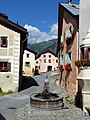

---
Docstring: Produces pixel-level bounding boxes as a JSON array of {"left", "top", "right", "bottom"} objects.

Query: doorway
[{"left": 47, "top": 66, "right": 52, "bottom": 71}]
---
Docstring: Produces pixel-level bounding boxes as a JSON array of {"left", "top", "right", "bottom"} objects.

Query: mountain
[{"left": 27, "top": 39, "right": 58, "bottom": 55}]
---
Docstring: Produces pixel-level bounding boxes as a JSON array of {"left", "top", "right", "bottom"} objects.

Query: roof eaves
[
  {"left": 26, "top": 48, "right": 37, "bottom": 55},
  {"left": 60, "top": 3, "right": 79, "bottom": 16},
  {"left": 0, "top": 17, "right": 28, "bottom": 34}
]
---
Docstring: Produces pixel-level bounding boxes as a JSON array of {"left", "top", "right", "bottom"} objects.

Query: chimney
[
  {"left": 0, "top": 13, "right": 8, "bottom": 20},
  {"left": 68, "top": 0, "right": 72, "bottom": 4}
]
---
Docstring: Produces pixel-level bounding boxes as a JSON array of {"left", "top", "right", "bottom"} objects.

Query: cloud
[
  {"left": 49, "top": 23, "right": 58, "bottom": 35},
  {"left": 24, "top": 23, "right": 58, "bottom": 44}
]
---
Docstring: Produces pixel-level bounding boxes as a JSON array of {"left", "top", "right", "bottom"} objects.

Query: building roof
[
  {"left": 35, "top": 50, "right": 58, "bottom": 60},
  {"left": 0, "top": 13, "right": 28, "bottom": 34},
  {"left": 26, "top": 48, "right": 37, "bottom": 55},
  {"left": 60, "top": 3, "right": 79, "bottom": 16}
]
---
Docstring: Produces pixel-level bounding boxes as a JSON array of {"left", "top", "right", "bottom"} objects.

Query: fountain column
[{"left": 77, "top": 28, "right": 90, "bottom": 114}]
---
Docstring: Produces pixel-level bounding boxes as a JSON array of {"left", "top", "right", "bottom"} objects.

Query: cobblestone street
[
  {"left": 16, "top": 104, "right": 89, "bottom": 120},
  {"left": 0, "top": 71, "right": 90, "bottom": 120},
  {"left": 15, "top": 72, "right": 90, "bottom": 120}
]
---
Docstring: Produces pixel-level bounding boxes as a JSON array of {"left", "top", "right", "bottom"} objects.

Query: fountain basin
[{"left": 30, "top": 93, "right": 64, "bottom": 109}]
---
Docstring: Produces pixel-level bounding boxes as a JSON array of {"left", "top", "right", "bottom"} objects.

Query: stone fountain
[{"left": 30, "top": 76, "right": 64, "bottom": 109}]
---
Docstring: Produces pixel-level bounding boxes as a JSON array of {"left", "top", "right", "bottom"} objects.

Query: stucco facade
[
  {"left": 79, "top": 0, "right": 90, "bottom": 45},
  {"left": 35, "top": 51, "right": 58, "bottom": 73},
  {"left": 23, "top": 48, "right": 37, "bottom": 76},
  {"left": 58, "top": 3, "right": 79, "bottom": 99},
  {"left": 0, "top": 24, "right": 20, "bottom": 92},
  {"left": 77, "top": 0, "right": 90, "bottom": 114},
  {"left": 0, "top": 13, "right": 28, "bottom": 92}
]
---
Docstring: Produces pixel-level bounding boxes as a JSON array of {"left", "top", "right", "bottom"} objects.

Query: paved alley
[{"left": 0, "top": 72, "right": 90, "bottom": 120}]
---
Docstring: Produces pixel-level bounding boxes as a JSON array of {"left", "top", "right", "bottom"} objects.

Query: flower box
[
  {"left": 59, "top": 42, "right": 63, "bottom": 48},
  {"left": 1, "top": 44, "right": 7, "bottom": 47},
  {"left": 75, "top": 59, "right": 90, "bottom": 67},
  {"left": 64, "top": 63, "right": 72, "bottom": 71},
  {"left": 0, "top": 67, "right": 8, "bottom": 71},
  {"left": 59, "top": 64, "right": 64, "bottom": 72}
]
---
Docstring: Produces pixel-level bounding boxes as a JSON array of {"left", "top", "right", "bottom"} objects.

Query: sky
[{"left": 0, "top": 0, "right": 79, "bottom": 44}]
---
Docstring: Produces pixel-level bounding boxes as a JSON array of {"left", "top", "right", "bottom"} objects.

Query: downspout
[{"left": 76, "top": 29, "right": 79, "bottom": 93}]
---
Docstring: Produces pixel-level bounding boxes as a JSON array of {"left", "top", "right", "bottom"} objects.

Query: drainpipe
[{"left": 76, "top": 30, "right": 79, "bottom": 93}]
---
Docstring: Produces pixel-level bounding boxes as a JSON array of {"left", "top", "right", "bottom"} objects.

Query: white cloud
[
  {"left": 24, "top": 23, "right": 58, "bottom": 44},
  {"left": 49, "top": 23, "right": 58, "bottom": 35}
]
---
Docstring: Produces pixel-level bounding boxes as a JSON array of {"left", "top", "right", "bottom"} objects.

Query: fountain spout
[
  {"left": 30, "top": 75, "right": 64, "bottom": 109},
  {"left": 42, "top": 76, "right": 50, "bottom": 99}
]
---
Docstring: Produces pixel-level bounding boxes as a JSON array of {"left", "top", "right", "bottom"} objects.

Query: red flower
[
  {"left": 64, "top": 63, "right": 72, "bottom": 71},
  {"left": 75, "top": 59, "right": 90, "bottom": 67},
  {"left": 59, "top": 64, "right": 64, "bottom": 72},
  {"left": 59, "top": 42, "right": 63, "bottom": 47}
]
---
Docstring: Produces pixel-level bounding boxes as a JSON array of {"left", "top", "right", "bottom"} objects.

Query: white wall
[
  {"left": 23, "top": 50, "right": 35, "bottom": 76},
  {"left": 79, "top": 0, "right": 90, "bottom": 45},
  {"left": 35, "top": 52, "right": 58, "bottom": 73},
  {"left": 0, "top": 24, "right": 20, "bottom": 92}
]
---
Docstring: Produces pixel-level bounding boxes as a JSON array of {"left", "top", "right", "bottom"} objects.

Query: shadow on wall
[
  {"left": 74, "top": 81, "right": 84, "bottom": 109},
  {"left": 19, "top": 76, "right": 39, "bottom": 91},
  {"left": 0, "top": 113, "right": 6, "bottom": 120}
]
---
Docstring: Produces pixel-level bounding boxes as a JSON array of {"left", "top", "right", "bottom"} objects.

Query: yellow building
[{"left": 23, "top": 48, "right": 37, "bottom": 76}]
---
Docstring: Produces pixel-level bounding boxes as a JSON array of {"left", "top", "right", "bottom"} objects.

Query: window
[
  {"left": 49, "top": 59, "right": 51, "bottom": 63},
  {"left": 36, "top": 61, "right": 38, "bottom": 64},
  {"left": 27, "top": 54, "right": 29, "bottom": 58},
  {"left": 25, "top": 62, "right": 30, "bottom": 67},
  {"left": 49, "top": 55, "right": 51, "bottom": 58},
  {"left": 44, "top": 59, "right": 46, "bottom": 63},
  {"left": 56, "top": 60, "right": 58, "bottom": 63},
  {"left": 81, "top": 48, "right": 84, "bottom": 59},
  {"left": 43, "top": 55, "right": 46, "bottom": 58},
  {"left": 88, "top": 48, "right": 90, "bottom": 59},
  {"left": 35, "top": 66, "right": 38, "bottom": 69},
  {"left": 0, "top": 37, "right": 7, "bottom": 48},
  {"left": 0, "top": 62, "right": 11, "bottom": 72}
]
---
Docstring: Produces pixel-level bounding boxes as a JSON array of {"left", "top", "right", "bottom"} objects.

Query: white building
[
  {"left": 77, "top": 0, "right": 90, "bottom": 114},
  {"left": 23, "top": 48, "right": 37, "bottom": 76},
  {"left": 0, "top": 13, "right": 28, "bottom": 92},
  {"left": 35, "top": 50, "right": 58, "bottom": 73}
]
